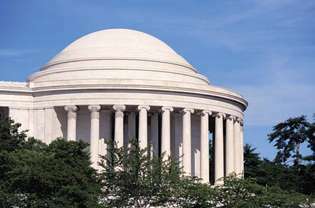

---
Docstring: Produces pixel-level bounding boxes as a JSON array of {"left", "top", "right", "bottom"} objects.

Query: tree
[
  {"left": 0, "top": 118, "right": 27, "bottom": 152},
  {"left": 243, "top": 144, "right": 261, "bottom": 178},
  {"left": 0, "top": 118, "right": 313, "bottom": 207},
  {"left": 265, "top": 115, "right": 315, "bottom": 196},
  {"left": 0, "top": 118, "right": 101, "bottom": 208},
  {"left": 305, "top": 115, "right": 315, "bottom": 162},
  {"left": 99, "top": 139, "right": 187, "bottom": 207},
  {"left": 214, "top": 177, "right": 312, "bottom": 208},
  {"left": 268, "top": 115, "right": 310, "bottom": 166},
  {"left": 99, "top": 139, "right": 312, "bottom": 208}
]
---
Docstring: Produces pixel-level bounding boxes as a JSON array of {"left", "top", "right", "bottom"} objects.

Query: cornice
[
  {"left": 28, "top": 65, "right": 209, "bottom": 84},
  {"left": 0, "top": 81, "right": 247, "bottom": 111},
  {"left": 0, "top": 81, "right": 31, "bottom": 93},
  {"left": 30, "top": 83, "right": 248, "bottom": 110}
]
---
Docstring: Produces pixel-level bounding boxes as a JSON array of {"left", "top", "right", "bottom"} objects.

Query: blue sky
[{"left": 1, "top": 0, "right": 314, "bottom": 159}]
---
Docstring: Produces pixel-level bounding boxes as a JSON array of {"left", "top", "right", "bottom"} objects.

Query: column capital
[
  {"left": 113, "top": 105, "right": 126, "bottom": 112},
  {"left": 226, "top": 114, "right": 235, "bottom": 121},
  {"left": 88, "top": 105, "right": 101, "bottom": 112},
  {"left": 64, "top": 105, "right": 78, "bottom": 112},
  {"left": 234, "top": 117, "right": 243, "bottom": 124},
  {"left": 212, "top": 112, "right": 225, "bottom": 119},
  {"left": 182, "top": 108, "right": 194, "bottom": 114},
  {"left": 161, "top": 106, "right": 174, "bottom": 112},
  {"left": 137, "top": 105, "right": 150, "bottom": 111},
  {"left": 201, "top": 110, "right": 212, "bottom": 116}
]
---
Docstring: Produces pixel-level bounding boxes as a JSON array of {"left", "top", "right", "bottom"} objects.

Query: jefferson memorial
[{"left": 0, "top": 29, "right": 247, "bottom": 184}]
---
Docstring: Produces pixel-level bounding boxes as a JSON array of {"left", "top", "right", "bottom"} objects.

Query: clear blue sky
[{"left": 1, "top": 0, "right": 314, "bottom": 159}]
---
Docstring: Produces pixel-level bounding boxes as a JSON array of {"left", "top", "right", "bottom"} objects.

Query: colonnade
[{"left": 64, "top": 104, "right": 244, "bottom": 184}]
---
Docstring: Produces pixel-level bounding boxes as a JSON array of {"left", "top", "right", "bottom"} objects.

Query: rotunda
[{"left": 0, "top": 29, "right": 247, "bottom": 184}]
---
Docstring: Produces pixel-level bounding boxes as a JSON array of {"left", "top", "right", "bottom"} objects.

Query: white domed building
[{"left": 0, "top": 29, "right": 247, "bottom": 184}]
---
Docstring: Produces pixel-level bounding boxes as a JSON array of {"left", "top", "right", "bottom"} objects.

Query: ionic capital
[
  {"left": 64, "top": 105, "right": 78, "bottom": 112},
  {"left": 226, "top": 114, "right": 235, "bottom": 121},
  {"left": 201, "top": 110, "right": 212, "bottom": 116},
  {"left": 161, "top": 106, "right": 174, "bottom": 112},
  {"left": 182, "top": 108, "right": 194, "bottom": 114},
  {"left": 137, "top": 105, "right": 150, "bottom": 111},
  {"left": 212, "top": 112, "right": 225, "bottom": 119},
  {"left": 113, "top": 105, "right": 126, "bottom": 112},
  {"left": 234, "top": 117, "right": 243, "bottom": 124},
  {"left": 88, "top": 105, "right": 101, "bottom": 112}
]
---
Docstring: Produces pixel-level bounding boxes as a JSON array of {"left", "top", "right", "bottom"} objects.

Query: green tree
[
  {"left": 0, "top": 118, "right": 101, "bottom": 208},
  {"left": 266, "top": 115, "right": 315, "bottom": 195},
  {"left": 0, "top": 118, "right": 27, "bottom": 152},
  {"left": 268, "top": 115, "right": 311, "bottom": 166},
  {"left": 244, "top": 144, "right": 261, "bottom": 178},
  {"left": 99, "top": 139, "right": 312, "bottom": 207},
  {"left": 99, "top": 139, "right": 186, "bottom": 207},
  {"left": 1, "top": 118, "right": 313, "bottom": 207},
  {"left": 306, "top": 115, "right": 315, "bottom": 162},
  {"left": 214, "top": 177, "right": 312, "bottom": 208}
]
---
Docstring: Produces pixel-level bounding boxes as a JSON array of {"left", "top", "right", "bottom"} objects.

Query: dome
[
  {"left": 45, "top": 29, "right": 192, "bottom": 69},
  {"left": 28, "top": 29, "right": 246, "bottom": 108},
  {"left": 29, "top": 28, "right": 210, "bottom": 89}
]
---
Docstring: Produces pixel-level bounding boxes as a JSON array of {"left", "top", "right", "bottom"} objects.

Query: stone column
[
  {"left": 44, "top": 107, "right": 54, "bottom": 144},
  {"left": 64, "top": 105, "right": 78, "bottom": 141},
  {"left": 225, "top": 115, "right": 234, "bottom": 176},
  {"left": 88, "top": 105, "right": 101, "bottom": 169},
  {"left": 138, "top": 105, "right": 150, "bottom": 151},
  {"left": 234, "top": 117, "right": 241, "bottom": 176},
  {"left": 240, "top": 120, "right": 244, "bottom": 177},
  {"left": 113, "top": 105, "right": 126, "bottom": 148},
  {"left": 200, "top": 110, "right": 211, "bottom": 183},
  {"left": 214, "top": 112, "right": 224, "bottom": 185},
  {"left": 150, "top": 112, "right": 159, "bottom": 157},
  {"left": 182, "top": 108, "right": 194, "bottom": 175},
  {"left": 161, "top": 106, "right": 173, "bottom": 159}
]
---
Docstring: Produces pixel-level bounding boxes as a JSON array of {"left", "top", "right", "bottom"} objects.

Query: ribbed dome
[{"left": 45, "top": 29, "right": 192, "bottom": 68}]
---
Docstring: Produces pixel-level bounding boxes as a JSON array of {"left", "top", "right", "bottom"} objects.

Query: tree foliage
[
  {"left": 99, "top": 139, "right": 186, "bottom": 207},
  {"left": 0, "top": 118, "right": 27, "bottom": 152},
  {"left": 244, "top": 143, "right": 315, "bottom": 195},
  {"left": 242, "top": 115, "right": 315, "bottom": 197},
  {"left": 0, "top": 117, "right": 314, "bottom": 207},
  {"left": 99, "top": 139, "right": 312, "bottom": 208},
  {"left": 268, "top": 115, "right": 312, "bottom": 166},
  {"left": 0, "top": 118, "right": 100, "bottom": 208}
]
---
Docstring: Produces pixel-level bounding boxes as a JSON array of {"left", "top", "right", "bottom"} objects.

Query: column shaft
[
  {"left": 44, "top": 107, "right": 54, "bottom": 144},
  {"left": 200, "top": 110, "right": 210, "bottom": 183},
  {"left": 138, "top": 105, "right": 150, "bottom": 151},
  {"left": 214, "top": 113, "right": 224, "bottom": 185},
  {"left": 161, "top": 107, "right": 173, "bottom": 159},
  {"left": 89, "top": 105, "right": 101, "bottom": 169},
  {"left": 240, "top": 122, "right": 244, "bottom": 177},
  {"left": 234, "top": 119, "right": 241, "bottom": 176},
  {"left": 113, "top": 105, "right": 126, "bottom": 148},
  {"left": 182, "top": 108, "right": 194, "bottom": 175},
  {"left": 64, "top": 105, "right": 78, "bottom": 141},
  {"left": 225, "top": 115, "right": 234, "bottom": 176}
]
